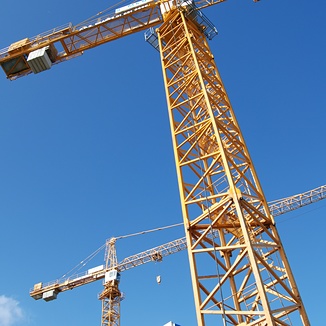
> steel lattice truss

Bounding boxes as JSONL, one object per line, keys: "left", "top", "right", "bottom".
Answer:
{"left": 157, "top": 9, "right": 310, "bottom": 326}
{"left": 268, "top": 185, "right": 326, "bottom": 217}
{"left": 101, "top": 239, "right": 122, "bottom": 326}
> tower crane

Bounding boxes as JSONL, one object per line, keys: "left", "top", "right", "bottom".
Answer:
{"left": 30, "top": 185, "right": 326, "bottom": 325}
{"left": 0, "top": 0, "right": 317, "bottom": 324}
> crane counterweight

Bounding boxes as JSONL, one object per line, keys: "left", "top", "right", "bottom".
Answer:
{"left": 27, "top": 46, "right": 53, "bottom": 73}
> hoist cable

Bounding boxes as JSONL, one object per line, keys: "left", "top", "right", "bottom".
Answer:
{"left": 115, "top": 222, "right": 183, "bottom": 240}
{"left": 61, "top": 242, "right": 106, "bottom": 278}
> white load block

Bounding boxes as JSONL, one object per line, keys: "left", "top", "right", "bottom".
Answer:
{"left": 27, "top": 46, "right": 52, "bottom": 74}
{"left": 42, "top": 289, "right": 57, "bottom": 302}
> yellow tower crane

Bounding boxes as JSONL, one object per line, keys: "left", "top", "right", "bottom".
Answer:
{"left": 0, "top": 0, "right": 318, "bottom": 325}
{"left": 29, "top": 186, "right": 326, "bottom": 325}
{"left": 99, "top": 237, "right": 123, "bottom": 326}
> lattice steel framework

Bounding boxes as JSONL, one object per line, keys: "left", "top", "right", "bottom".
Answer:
{"left": 100, "top": 238, "right": 121, "bottom": 326}
{"left": 157, "top": 8, "right": 310, "bottom": 326}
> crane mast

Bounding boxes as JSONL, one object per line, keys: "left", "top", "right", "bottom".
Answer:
{"left": 157, "top": 5, "right": 310, "bottom": 326}
{"left": 99, "top": 238, "right": 123, "bottom": 326}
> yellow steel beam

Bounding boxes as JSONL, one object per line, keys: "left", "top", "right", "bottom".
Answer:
{"left": 157, "top": 8, "right": 310, "bottom": 325}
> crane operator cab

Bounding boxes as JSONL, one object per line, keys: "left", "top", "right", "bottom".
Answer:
{"left": 105, "top": 269, "right": 121, "bottom": 284}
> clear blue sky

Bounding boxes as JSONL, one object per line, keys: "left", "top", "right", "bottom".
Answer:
{"left": 0, "top": 0, "right": 325, "bottom": 325}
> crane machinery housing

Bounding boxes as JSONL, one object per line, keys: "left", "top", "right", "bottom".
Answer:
{"left": 0, "top": 0, "right": 316, "bottom": 325}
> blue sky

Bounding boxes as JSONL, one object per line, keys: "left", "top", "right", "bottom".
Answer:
{"left": 0, "top": 0, "right": 325, "bottom": 325}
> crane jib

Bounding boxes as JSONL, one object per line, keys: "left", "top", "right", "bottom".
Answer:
{"left": 0, "top": 0, "right": 227, "bottom": 80}
{"left": 0, "top": 0, "right": 162, "bottom": 80}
